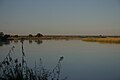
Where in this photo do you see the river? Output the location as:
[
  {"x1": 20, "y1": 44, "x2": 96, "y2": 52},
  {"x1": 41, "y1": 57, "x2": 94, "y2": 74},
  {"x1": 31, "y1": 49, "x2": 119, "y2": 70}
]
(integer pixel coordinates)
[{"x1": 0, "y1": 40, "x2": 120, "y2": 80}]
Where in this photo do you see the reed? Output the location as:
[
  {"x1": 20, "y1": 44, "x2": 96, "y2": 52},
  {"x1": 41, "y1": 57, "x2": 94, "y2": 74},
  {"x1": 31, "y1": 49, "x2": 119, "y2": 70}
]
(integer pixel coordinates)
[
  {"x1": 81, "y1": 38, "x2": 120, "y2": 44},
  {"x1": 0, "y1": 41, "x2": 67, "y2": 80}
]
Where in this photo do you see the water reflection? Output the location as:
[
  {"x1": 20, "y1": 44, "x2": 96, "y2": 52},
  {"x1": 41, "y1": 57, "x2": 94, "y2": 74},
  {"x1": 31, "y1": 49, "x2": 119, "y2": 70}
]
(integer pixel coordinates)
[
  {"x1": 14, "y1": 40, "x2": 19, "y2": 43},
  {"x1": 0, "y1": 40, "x2": 43, "y2": 46},
  {"x1": 34, "y1": 40, "x2": 43, "y2": 44},
  {"x1": 0, "y1": 40, "x2": 120, "y2": 80},
  {"x1": 0, "y1": 40, "x2": 10, "y2": 46},
  {"x1": 20, "y1": 39, "x2": 43, "y2": 44},
  {"x1": 29, "y1": 40, "x2": 32, "y2": 44},
  {"x1": 28, "y1": 39, "x2": 43, "y2": 44}
]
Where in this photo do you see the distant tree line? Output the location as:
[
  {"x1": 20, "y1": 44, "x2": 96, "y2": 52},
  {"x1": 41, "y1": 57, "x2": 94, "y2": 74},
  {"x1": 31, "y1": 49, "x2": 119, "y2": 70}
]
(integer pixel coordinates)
[
  {"x1": 12, "y1": 33, "x2": 43, "y2": 37},
  {"x1": 0, "y1": 32, "x2": 43, "y2": 40}
]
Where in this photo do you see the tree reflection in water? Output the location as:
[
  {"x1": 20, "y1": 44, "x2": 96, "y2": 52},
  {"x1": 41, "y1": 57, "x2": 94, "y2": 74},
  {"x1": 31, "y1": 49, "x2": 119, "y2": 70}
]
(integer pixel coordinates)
[
  {"x1": 34, "y1": 40, "x2": 43, "y2": 45},
  {"x1": 0, "y1": 39, "x2": 43, "y2": 47},
  {"x1": 0, "y1": 40, "x2": 10, "y2": 47},
  {"x1": 29, "y1": 40, "x2": 33, "y2": 44},
  {"x1": 14, "y1": 40, "x2": 19, "y2": 43}
]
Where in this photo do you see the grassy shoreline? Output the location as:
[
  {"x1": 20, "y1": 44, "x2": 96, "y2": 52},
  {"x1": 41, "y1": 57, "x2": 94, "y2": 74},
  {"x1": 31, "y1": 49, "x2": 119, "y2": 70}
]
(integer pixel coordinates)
[{"x1": 81, "y1": 38, "x2": 120, "y2": 44}]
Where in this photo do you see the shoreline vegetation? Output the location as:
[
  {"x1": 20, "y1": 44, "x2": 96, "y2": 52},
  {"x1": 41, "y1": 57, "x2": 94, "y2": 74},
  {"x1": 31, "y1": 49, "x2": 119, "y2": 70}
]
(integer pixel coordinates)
[{"x1": 0, "y1": 32, "x2": 120, "y2": 44}]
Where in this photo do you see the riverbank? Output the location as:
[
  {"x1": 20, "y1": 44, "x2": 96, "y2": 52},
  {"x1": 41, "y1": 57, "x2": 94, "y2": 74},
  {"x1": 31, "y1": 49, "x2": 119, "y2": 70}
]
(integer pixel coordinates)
[
  {"x1": 7, "y1": 35, "x2": 120, "y2": 40},
  {"x1": 8, "y1": 35, "x2": 82, "y2": 40},
  {"x1": 1, "y1": 34, "x2": 120, "y2": 44}
]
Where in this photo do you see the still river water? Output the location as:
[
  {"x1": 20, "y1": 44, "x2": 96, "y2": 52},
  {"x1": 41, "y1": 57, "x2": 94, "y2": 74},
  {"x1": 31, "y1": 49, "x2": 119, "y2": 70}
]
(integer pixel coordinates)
[{"x1": 0, "y1": 40, "x2": 120, "y2": 80}]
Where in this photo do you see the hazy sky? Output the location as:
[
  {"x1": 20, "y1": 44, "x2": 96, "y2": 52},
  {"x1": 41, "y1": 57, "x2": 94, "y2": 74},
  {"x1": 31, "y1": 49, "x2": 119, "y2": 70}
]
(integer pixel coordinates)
[{"x1": 0, "y1": 0, "x2": 120, "y2": 35}]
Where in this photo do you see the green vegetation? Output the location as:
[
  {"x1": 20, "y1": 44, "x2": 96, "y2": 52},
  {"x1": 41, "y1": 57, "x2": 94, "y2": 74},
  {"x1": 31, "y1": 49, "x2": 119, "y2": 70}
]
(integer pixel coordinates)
[{"x1": 0, "y1": 41, "x2": 67, "y2": 80}]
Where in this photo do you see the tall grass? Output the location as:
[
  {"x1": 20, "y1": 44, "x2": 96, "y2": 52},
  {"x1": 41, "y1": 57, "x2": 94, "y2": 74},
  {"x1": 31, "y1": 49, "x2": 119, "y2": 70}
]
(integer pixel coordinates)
[
  {"x1": 0, "y1": 41, "x2": 67, "y2": 80},
  {"x1": 81, "y1": 38, "x2": 120, "y2": 44}
]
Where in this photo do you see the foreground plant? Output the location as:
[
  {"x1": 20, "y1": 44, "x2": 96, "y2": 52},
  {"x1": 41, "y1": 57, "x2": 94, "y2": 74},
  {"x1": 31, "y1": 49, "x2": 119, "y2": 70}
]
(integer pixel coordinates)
[{"x1": 0, "y1": 41, "x2": 67, "y2": 80}]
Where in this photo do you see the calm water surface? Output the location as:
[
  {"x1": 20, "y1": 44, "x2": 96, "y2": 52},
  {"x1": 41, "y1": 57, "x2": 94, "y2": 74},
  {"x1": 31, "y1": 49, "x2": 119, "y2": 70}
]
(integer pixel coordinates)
[{"x1": 0, "y1": 40, "x2": 120, "y2": 80}]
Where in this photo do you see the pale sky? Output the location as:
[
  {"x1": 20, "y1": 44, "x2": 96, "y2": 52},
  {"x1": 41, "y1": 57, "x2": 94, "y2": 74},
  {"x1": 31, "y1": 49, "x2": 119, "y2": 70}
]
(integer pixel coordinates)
[{"x1": 0, "y1": 0, "x2": 120, "y2": 35}]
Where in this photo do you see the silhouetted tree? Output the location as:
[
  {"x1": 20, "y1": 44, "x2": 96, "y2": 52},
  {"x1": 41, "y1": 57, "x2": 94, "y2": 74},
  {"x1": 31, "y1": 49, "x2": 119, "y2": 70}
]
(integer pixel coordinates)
[
  {"x1": 99, "y1": 35, "x2": 105, "y2": 38},
  {"x1": 29, "y1": 34, "x2": 33, "y2": 37},
  {"x1": 99, "y1": 35, "x2": 102, "y2": 37},
  {"x1": 0, "y1": 32, "x2": 10, "y2": 41},
  {"x1": 0, "y1": 32, "x2": 4, "y2": 37},
  {"x1": 14, "y1": 35, "x2": 18, "y2": 37},
  {"x1": 2, "y1": 34, "x2": 10, "y2": 40},
  {"x1": 36, "y1": 33, "x2": 43, "y2": 37}
]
